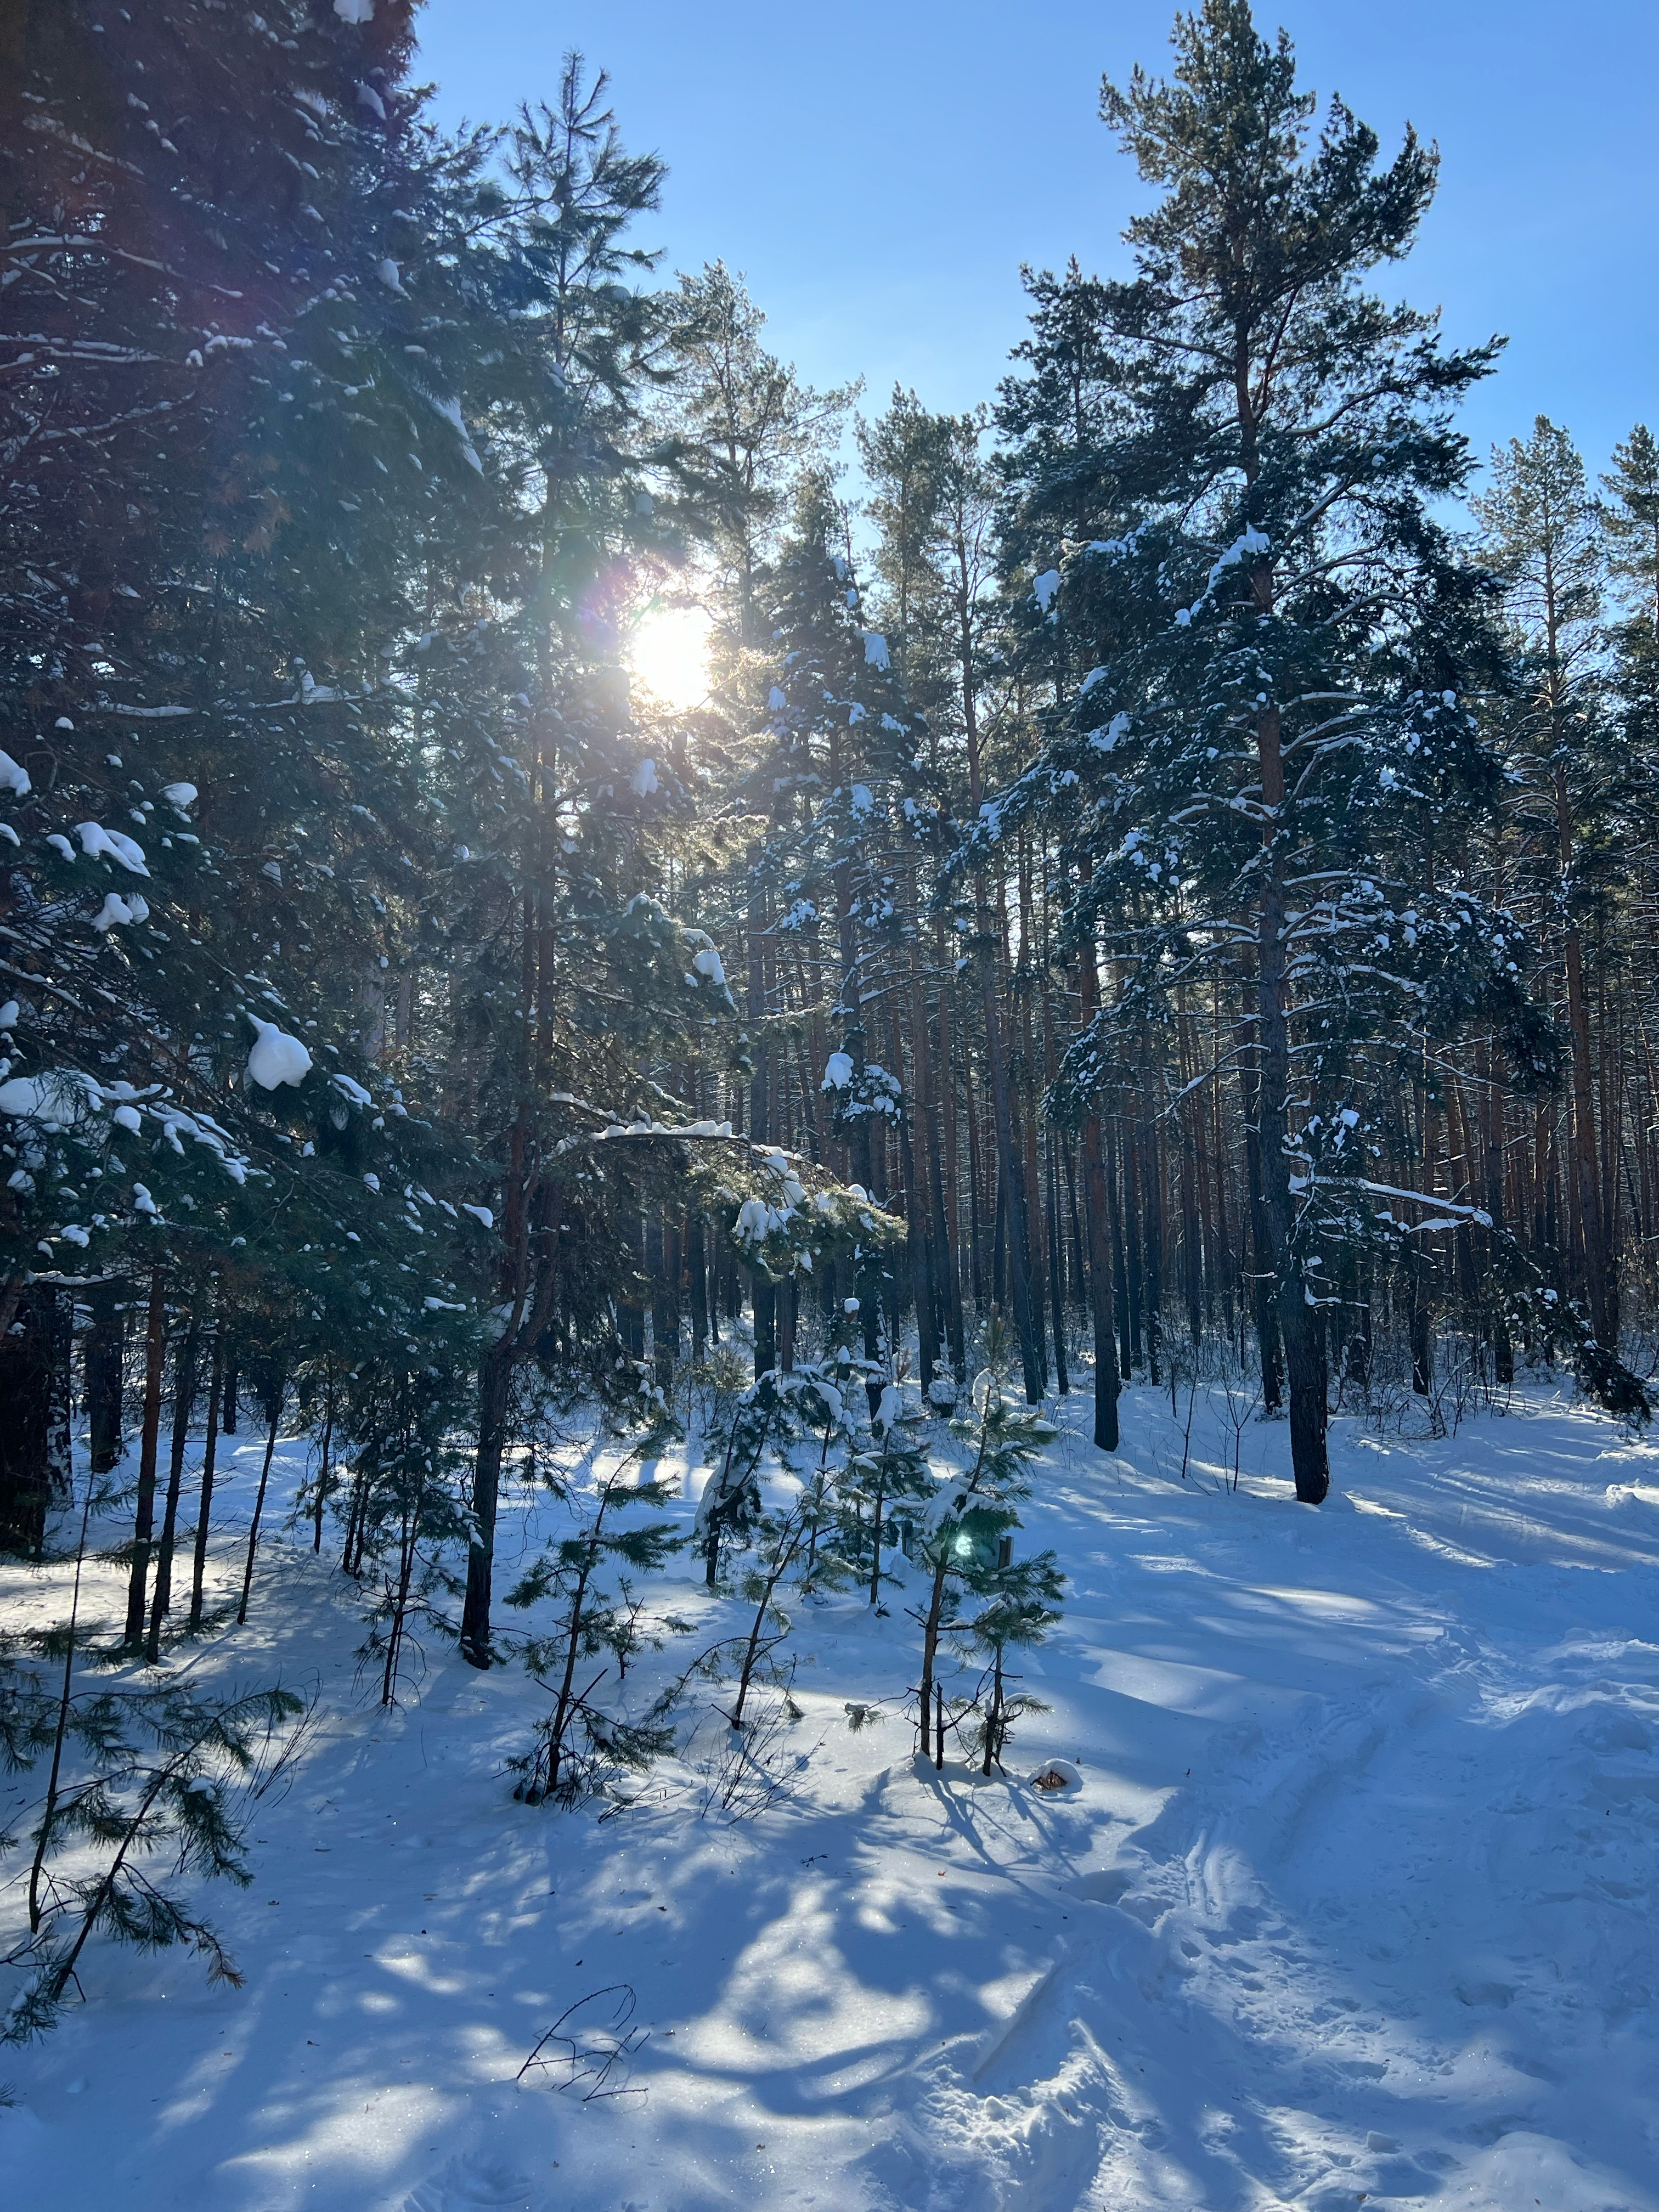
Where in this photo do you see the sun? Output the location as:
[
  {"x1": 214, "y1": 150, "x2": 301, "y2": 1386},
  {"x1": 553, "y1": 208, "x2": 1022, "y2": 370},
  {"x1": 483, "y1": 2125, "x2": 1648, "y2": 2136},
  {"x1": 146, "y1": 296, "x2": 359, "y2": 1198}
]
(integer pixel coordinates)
[{"x1": 628, "y1": 606, "x2": 712, "y2": 713}]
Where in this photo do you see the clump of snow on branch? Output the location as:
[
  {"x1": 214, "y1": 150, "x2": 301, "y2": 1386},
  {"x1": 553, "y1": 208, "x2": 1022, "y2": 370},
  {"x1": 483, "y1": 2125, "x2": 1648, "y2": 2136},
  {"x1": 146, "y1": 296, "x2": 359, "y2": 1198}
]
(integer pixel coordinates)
[
  {"x1": 246, "y1": 1018, "x2": 313, "y2": 1091},
  {"x1": 75, "y1": 821, "x2": 149, "y2": 874}
]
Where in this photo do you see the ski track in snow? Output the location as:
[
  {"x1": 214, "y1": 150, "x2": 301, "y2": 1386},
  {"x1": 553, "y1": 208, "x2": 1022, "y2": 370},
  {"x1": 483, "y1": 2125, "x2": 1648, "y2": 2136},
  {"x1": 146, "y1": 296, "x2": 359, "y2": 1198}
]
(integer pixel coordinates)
[{"x1": 3, "y1": 1384, "x2": 1658, "y2": 2210}]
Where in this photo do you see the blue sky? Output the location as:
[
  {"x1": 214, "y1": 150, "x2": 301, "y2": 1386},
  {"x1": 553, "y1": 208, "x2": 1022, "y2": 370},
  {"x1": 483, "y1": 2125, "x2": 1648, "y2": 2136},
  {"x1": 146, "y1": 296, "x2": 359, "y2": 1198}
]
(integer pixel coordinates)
[{"x1": 416, "y1": 0, "x2": 1658, "y2": 497}]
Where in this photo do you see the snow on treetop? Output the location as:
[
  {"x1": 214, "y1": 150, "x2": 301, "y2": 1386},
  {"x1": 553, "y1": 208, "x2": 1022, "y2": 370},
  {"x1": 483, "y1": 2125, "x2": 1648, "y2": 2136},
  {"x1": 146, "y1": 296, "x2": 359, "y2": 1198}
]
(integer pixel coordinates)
[
  {"x1": 862, "y1": 632, "x2": 889, "y2": 670},
  {"x1": 161, "y1": 783, "x2": 198, "y2": 809},
  {"x1": 1032, "y1": 569, "x2": 1061, "y2": 612},
  {"x1": 0, "y1": 749, "x2": 30, "y2": 797},
  {"x1": 822, "y1": 1051, "x2": 854, "y2": 1091}
]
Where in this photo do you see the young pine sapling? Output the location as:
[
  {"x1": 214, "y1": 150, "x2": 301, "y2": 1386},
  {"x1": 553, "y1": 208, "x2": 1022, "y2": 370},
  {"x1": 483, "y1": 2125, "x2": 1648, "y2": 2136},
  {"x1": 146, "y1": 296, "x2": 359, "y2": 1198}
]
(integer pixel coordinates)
[
  {"x1": 909, "y1": 1318, "x2": 1061, "y2": 1768},
  {"x1": 507, "y1": 1419, "x2": 686, "y2": 1808}
]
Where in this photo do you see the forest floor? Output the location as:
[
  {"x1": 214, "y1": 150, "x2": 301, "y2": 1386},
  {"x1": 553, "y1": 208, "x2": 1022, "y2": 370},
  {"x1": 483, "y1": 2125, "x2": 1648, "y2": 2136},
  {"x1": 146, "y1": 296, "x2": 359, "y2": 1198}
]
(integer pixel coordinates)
[{"x1": 3, "y1": 1373, "x2": 1659, "y2": 2211}]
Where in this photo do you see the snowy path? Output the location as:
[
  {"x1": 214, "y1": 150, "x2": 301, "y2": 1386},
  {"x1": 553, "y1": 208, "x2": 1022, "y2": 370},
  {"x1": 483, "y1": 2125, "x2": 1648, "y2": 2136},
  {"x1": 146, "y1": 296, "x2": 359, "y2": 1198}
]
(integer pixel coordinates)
[{"x1": 4, "y1": 1384, "x2": 1658, "y2": 2210}]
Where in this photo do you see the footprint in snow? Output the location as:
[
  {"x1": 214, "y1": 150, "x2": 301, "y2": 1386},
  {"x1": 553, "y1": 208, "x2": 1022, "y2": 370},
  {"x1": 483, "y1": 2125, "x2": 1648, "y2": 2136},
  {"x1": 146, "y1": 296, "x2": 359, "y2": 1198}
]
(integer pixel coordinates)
[{"x1": 402, "y1": 2153, "x2": 542, "y2": 2212}]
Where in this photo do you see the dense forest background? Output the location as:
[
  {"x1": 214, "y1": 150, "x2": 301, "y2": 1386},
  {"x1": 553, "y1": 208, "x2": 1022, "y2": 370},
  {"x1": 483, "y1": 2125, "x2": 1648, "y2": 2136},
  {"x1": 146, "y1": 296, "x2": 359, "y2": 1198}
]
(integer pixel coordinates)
[{"x1": 3, "y1": 0, "x2": 1659, "y2": 2038}]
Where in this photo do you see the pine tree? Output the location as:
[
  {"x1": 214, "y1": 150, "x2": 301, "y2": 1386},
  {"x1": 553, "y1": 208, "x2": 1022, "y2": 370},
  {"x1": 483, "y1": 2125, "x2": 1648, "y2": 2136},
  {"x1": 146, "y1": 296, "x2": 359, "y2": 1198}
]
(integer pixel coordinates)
[
  {"x1": 857, "y1": 388, "x2": 950, "y2": 696},
  {"x1": 1476, "y1": 418, "x2": 1623, "y2": 1345},
  {"x1": 994, "y1": 0, "x2": 1556, "y2": 1498},
  {"x1": 1600, "y1": 425, "x2": 1659, "y2": 644},
  {"x1": 909, "y1": 1317, "x2": 1058, "y2": 1767},
  {"x1": 0, "y1": 0, "x2": 505, "y2": 1559},
  {"x1": 743, "y1": 477, "x2": 944, "y2": 1394},
  {"x1": 664, "y1": 262, "x2": 853, "y2": 651}
]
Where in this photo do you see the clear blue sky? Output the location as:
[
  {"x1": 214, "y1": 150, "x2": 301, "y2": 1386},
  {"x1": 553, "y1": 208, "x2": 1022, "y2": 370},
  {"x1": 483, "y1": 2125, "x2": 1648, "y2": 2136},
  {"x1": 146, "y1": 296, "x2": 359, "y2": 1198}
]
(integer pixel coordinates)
[{"x1": 415, "y1": 0, "x2": 1658, "y2": 496}]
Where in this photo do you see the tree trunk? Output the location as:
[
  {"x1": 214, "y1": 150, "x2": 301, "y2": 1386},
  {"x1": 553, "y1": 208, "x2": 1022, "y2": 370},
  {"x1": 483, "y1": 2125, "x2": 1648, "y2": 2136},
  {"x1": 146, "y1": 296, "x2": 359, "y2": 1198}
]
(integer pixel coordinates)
[
  {"x1": 145, "y1": 1316, "x2": 200, "y2": 1661},
  {"x1": 0, "y1": 1285, "x2": 63, "y2": 1558},
  {"x1": 188, "y1": 1344, "x2": 223, "y2": 1633},
  {"x1": 235, "y1": 1383, "x2": 284, "y2": 1627},
  {"x1": 122, "y1": 1271, "x2": 168, "y2": 1647},
  {"x1": 980, "y1": 960, "x2": 1044, "y2": 1402},
  {"x1": 460, "y1": 1332, "x2": 515, "y2": 1667},
  {"x1": 85, "y1": 1280, "x2": 126, "y2": 1475},
  {"x1": 1074, "y1": 866, "x2": 1121, "y2": 1450},
  {"x1": 1256, "y1": 865, "x2": 1329, "y2": 1503}
]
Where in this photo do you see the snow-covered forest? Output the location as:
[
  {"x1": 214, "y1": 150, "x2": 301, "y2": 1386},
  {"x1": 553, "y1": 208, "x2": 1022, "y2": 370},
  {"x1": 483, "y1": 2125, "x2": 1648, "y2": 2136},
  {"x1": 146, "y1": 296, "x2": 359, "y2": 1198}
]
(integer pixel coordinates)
[{"x1": 3, "y1": 2, "x2": 1658, "y2": 2205}]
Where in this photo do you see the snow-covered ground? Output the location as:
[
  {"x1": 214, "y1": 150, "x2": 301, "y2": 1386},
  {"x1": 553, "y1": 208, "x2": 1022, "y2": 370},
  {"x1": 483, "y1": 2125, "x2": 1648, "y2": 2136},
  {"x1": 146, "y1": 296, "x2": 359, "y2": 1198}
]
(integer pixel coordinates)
[{"x1": 4, "y1": 1378, "x2": 1659, "y2": 2211}]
